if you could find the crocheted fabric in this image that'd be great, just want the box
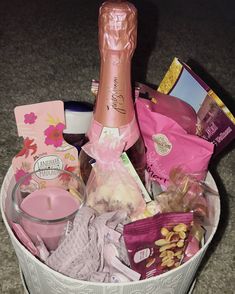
[46,206,130,282]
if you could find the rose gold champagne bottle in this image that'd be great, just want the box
[80,0,146,183]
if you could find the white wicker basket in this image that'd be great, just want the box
[1,166,220,294]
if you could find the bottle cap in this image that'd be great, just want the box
[99,1,137,54]
[63,101,93,134]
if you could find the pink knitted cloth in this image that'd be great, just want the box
[45,206,131,282]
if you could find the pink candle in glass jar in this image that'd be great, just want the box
[20,187,80,251]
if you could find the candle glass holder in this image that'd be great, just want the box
[12,168,86,251]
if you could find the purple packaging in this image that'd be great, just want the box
[123,212,194,279]
[158,58,235,155]
[196,93,234,154]
[136,82,197,135]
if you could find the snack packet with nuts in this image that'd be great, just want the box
[123,212,193,279]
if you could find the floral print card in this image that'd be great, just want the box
[12,100,79,190]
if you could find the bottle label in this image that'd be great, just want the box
[88,116,140,150]
[99,127,120,143]
[93,52,134,127]
[110,76,126,115]
[34,155,63,179]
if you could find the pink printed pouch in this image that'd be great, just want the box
[82,136,146,219]
[137,83,197,134]
[12,101,79,188]
[123,212,194,279]
[136,98,214,187]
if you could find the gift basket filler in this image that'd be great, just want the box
[2,1,235,293]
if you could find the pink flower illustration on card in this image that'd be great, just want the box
[24,112,37,124]
[15,168,32,185]
[44,123,65,147]
[16,137,37,158]
[59,164,76,183]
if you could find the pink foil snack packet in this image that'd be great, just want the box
[137,82,197,135]
[136,98,214,187]
[12,101,79,188]
[123,212,194,279]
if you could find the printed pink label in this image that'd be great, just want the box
[87,116,140,150]
[12,101,79,188]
